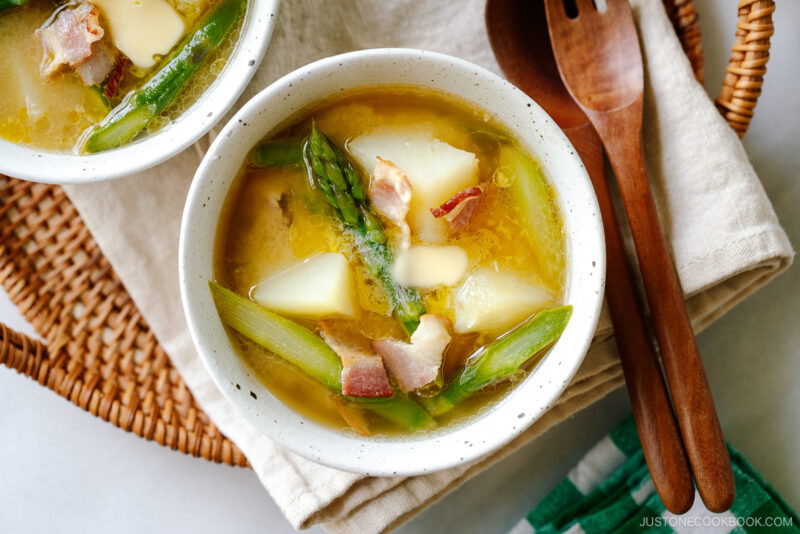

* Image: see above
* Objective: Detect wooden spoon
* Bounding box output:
[485,0,694,513]
[543,0,734,512]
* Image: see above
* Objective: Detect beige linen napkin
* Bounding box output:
[61,0,793,532]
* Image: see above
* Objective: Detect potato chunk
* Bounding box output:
[252,253,357,318]
[454,268,554,334]
[349,129,479,242]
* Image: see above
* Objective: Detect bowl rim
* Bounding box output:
[0,0,280,185]
[179,48,606,476]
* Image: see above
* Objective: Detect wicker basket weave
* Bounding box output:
[0,0,774,468]
[0,180,248,466]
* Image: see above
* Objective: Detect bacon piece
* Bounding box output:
[38,2,117,86]
[103,56,129,99]
[372,314,452,393]
[430,185,484,232]
[330,395,371,436]
[74,40,116,86]
[320,324,393,398]
[39,3,105,78]
[339,353,394,398]
[370,157,412,248]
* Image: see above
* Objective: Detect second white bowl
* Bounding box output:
[0,0,279,184]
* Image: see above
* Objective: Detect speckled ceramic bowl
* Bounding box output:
[179,49,605,476]
[0,0,279,185]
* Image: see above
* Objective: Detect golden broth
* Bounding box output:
[0,0,241,152]
[215,87,567,437]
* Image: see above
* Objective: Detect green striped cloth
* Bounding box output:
[510,417,799,534]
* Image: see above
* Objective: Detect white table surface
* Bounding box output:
[2,2,798,532]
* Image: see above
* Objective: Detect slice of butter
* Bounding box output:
[93,0,185,69]
[391,245,469,289]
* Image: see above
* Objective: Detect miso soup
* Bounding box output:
[0,0,244,153]
[212,87,570,437]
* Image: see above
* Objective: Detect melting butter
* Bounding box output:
[93,0,185,69]
[392,245,469,289]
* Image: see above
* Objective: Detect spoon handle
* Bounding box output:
[588,99,735,513]
[566,123,694,514]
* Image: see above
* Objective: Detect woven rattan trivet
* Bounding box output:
[0,0,773,469]
[0,179,246,466]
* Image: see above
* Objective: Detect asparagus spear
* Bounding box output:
[304,122,427,334]
[422,305,572,416]
[250,137,304,168]
[0,0,29,13]
[81,0,245,153]
[209,281,434,431]
[501,144,566,291]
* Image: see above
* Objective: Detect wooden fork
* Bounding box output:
[544,0,735,512]
[485,0,693,513]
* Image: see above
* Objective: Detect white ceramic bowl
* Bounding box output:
[0,0,279,185]
[180,49,605,476]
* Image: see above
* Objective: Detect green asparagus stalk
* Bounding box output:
[304,122,427,334]
[0,0,29,13]
[81,0,245,153]
[250,137,304,168]
[501,144,566,291]
[422,306,573,416]
[209,281,434,430]
[211,281,342,389]
[350,395,435,430]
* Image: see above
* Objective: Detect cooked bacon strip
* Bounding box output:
[320,324,393,398]
[38,2,117,87]
[103,56,129,99]
[430,186,484,232]
[370,157,412,248]
[74,40,116,86]
[372,314,452,393]
[330,394,371,436]
[340,352,393,398]
[39,2,105,78]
